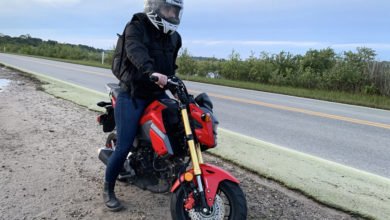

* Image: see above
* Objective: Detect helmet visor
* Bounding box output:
[158,3,182,25]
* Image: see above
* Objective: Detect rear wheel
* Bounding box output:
[170,180,247,220]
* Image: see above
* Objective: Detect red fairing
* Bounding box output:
[140,101,166,133]
[139,101,169,156]
[189,104,216,148]
[170,163,240,207]
[149,129,168,155]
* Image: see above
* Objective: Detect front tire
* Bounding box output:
[170,180,247,220]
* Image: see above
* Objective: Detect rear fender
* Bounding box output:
[170,163,239,207]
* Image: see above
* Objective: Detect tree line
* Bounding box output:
[0,34,111,62]
[1,34,389,97]
[177,48,390,97]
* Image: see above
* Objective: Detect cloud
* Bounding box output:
[183,40,390,59]
[32,0,81,6]
[331,43,390,50]
[0,0,80,8]
[0,0,81,15]
[185,40,390,50]
[185,0,370,10]
[185,40,322,47]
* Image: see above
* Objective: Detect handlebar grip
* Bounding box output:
[150,75,159,82]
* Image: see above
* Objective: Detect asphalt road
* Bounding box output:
[1,53,389,178]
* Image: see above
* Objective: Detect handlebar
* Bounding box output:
[149,75,190,104]
[149,75,179,87]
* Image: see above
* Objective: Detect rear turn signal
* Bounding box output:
[184,172,194,182]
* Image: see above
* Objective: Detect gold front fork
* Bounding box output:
[181,108,203,175]
[196,143,204,164]
[180,100,209,210]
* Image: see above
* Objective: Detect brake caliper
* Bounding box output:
[184,192,195,210]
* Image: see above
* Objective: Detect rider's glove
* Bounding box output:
[150,72,167,88]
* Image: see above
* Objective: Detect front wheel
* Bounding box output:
[170,180,247,220]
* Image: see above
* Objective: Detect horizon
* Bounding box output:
[2,32,390,62]
[1,0,390,61]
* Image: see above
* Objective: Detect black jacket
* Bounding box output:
[120,13,182,99]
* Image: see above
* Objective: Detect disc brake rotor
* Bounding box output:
[188,194,225,220]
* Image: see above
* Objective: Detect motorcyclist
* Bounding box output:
[103,0,183,211]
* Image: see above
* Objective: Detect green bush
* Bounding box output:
[174,47,389,97]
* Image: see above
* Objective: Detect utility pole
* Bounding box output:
[102,51,105,64]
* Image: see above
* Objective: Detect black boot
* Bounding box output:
[103,182,123,211]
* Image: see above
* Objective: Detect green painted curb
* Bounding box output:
[211,129,390,219]
[2,63,390,219]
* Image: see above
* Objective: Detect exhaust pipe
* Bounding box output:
[99,148,136,182]
[98,148,114,165]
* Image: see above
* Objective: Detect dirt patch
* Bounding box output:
[0,67,364,219]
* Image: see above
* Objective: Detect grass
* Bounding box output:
[3,52,390,110]
[4,52,111,69]
[53,59,110,69]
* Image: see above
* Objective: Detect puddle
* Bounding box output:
[0,79,11,92]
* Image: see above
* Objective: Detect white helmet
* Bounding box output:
[144,0,183,34]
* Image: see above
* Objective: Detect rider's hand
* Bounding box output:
[151,72,167,88]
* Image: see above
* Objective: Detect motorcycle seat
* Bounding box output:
[106,83,122,99]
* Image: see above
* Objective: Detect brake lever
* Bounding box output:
[167,79,179,86]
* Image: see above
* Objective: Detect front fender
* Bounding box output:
[170,163,239,207]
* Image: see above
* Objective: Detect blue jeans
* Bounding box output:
[105,91,168,183]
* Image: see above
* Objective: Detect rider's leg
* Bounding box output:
[103,91,148,211]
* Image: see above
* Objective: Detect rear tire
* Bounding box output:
[170,180,247,220]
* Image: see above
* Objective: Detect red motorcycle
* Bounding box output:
[97,76,247,219]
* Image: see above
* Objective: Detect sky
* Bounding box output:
[1,0,390,60]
